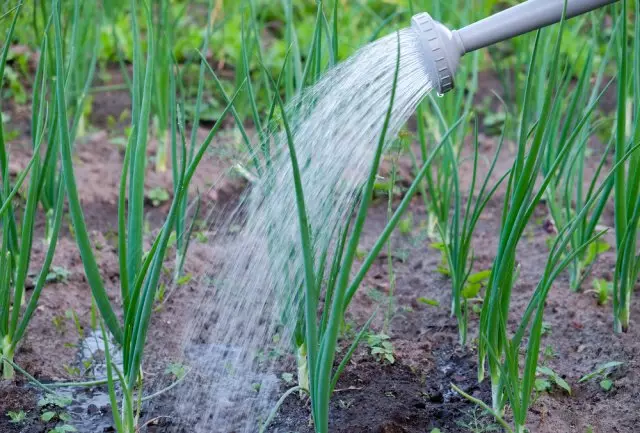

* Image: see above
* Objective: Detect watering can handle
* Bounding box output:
[456,0,620,54]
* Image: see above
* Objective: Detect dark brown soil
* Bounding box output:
[1,73,638,433]
[0,381,55,433]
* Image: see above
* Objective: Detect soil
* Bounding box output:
[1,71,638,433]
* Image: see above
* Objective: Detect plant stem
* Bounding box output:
[384,151,399,333]
[2,337,15,380]
[297,343,309,398]
[491,369,503,415]
[155,121,168,173]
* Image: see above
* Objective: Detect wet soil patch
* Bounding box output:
[269,348,492,433]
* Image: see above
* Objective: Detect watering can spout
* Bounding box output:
[412,0,619,95]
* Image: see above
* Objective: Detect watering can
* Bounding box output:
[413,0,620,95]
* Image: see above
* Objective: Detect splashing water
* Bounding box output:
[174,28,433,432]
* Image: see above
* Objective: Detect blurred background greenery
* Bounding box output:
[2,1,633,114]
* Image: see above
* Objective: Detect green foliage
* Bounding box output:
[38,394,72,409]
[542,13,619,292]
[535,366,571,395]
[146,187,170,207]
[417,297,440,307]
[367,333,395,364]
[612,0,640,333]
[45,266,71,283]
[1,2,633,433]
[165,362,187,380]
[592,279,613,305]
[398,212,413,234]
[578,361,624,383]
[46,0,244,430]
[0,2,65,381]
[465,6,640,431]
[7,410,26,423]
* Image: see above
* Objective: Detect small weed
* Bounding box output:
[63,365,81,377]
[599,379,614,392]
[154,284,166,304]
[535,366,571,394]
[579,361,623,392]
[165,363,187,380]
[338,399,355,409]
[462,270,491,300]
[281,372,294,384]
[38,394,72,409]
[82,359,93,373]
[583,240,611,269]
[41,411,57,421]
[65,310,84,338]
[146,187,170,207]
[52,316,65,333]
[46,266,71,283]
[398,213,413,234]
[456,407,501,432]
[579,361,624,383]
[543,345,556,361]
[176,273,193,286]
[37,394,77,433]
[431,242,450,276]
[367,333,395,364]
[417,297,440,307]
[367,287,385,303]
[7,410,26,423]
[591,279,613,305]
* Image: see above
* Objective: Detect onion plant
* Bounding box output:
[169,0,216,281]
[225,0,341,396]
[0,2,65,381]
[466,225,606,433]
[152,0,171,173]
[271,32,464,432]
[30,0,98,243]
[543,15,619,292]
[440,121,508,345]
[613,0,639,333]
[477,5,608,412]
[474,8,638,422]
[468,132,640,433]
[52,0,243,428]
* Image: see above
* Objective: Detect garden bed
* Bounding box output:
[1,94,638,432]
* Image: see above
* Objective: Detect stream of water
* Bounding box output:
[174,27,434,432]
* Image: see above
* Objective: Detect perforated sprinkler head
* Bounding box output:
[410,13,464,96]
